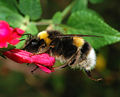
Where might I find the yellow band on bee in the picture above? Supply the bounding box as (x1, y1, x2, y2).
(37, 31, 52, 45)
(73, 37, 84, 47)
(37, 31, 48, 39)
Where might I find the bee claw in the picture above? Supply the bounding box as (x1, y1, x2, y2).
(85, 70, 103, 81)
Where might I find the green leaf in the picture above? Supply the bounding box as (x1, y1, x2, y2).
(52, 12, 62, 24)
(15, 36, 26, 49)
(19, 0, 42, 20)
(67, 10, 118, 35)
(0, 6, 24, 28)
(5, 13, 24, 28)
(0, 0, 18, 12)
(53, 10, 120, 49)
(72, 0, 88, 12)
(15, 40, 26, 49)
(89, 0, 104, 4)
(26, 22, 38, 35)
(0, 45, 15, 51)
(0, 6, 15, 20)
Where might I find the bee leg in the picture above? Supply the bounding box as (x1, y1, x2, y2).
(32, 45, 54, 55)
(22, 34, 33, 39)
(54, 63, 69, 70)
(54, 57, 74, 70)
(55, 50, 80, 70)
(39, 45, 55, 54)
(69, 50, 81, 66)
(39, 47, 50, 54)
(22, 34, 34, 42)
(31, 66, 39, 74)
(84, 70, 103, 81)
(31, 47, 50, 55)
(20, 34, 33, 42)
(20, 39, 26, 41)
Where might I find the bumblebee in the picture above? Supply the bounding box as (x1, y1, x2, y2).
(24, 30, 102, 81)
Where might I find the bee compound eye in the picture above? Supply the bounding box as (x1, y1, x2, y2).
(30, 39, 39, 46)
(31, 41, 37, 45)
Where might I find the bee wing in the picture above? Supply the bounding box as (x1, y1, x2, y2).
(51, 34, 101, 38)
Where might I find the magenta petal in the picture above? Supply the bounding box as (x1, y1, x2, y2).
(8, 38, 19, 45)
(0, 20, 9, 27)
(3, 48, 55, 74)
(10, 28, 24, 38)
(49, 57, 55, 64)
(0, 42, 8, 48)
(3, 49, 33, 63)
(8, 28, 24, 45)
(0, 20, 11, 47)
(0, 20, 25, 47)
(32, 53, 55, 66)
(36, 64, 52, 74)
(14, 28, 25, 34)
(3, 50, 24, 63)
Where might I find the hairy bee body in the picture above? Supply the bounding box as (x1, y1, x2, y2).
(24, 30, 96, 71)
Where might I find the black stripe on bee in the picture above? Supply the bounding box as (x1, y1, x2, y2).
(81, 42, 91, 55)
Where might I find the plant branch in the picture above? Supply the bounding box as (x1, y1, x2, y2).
(33, 19, 52, 26)
(61, 1, 75, 21)
(34, 1, 75, 26)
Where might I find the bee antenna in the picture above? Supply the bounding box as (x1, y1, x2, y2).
(22, 34, 34, 40)
(84, 70, 103, 81)
(22, 34, 32, 36)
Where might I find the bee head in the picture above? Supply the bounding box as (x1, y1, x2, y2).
(37, 31, 52, 46)
(24, 39, 45, 53)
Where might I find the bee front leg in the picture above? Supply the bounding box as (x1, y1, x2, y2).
(23, 34, 33, 39)
(30, 47, 50, 56)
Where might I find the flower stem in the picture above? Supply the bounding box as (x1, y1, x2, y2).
(33, 19, 52, 26)
(61, 1, 75, 21)
(34, 1, 75, 26)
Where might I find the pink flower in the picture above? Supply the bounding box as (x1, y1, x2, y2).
(3, 49, 33, 64)
(9, 28, 25, 45)
(3, 49, 55, 74)
(0, 20, 24, 48)
(0, 21, 11, 48)
(36, 64, 54, 74)
(31, 53, 55, 66)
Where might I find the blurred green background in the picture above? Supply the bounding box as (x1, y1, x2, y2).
(0, 0, 120, 97)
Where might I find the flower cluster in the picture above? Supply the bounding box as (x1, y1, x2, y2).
(0, 20, 24, 48)
(0, 20, 55, 74)
(3, 49, 55, 73)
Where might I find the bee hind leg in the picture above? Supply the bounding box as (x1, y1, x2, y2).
(84, 70, 103, 81)
(54, 63, 69, 70)
(54, 58, 74, 70)
(54, 50, 80, 70)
